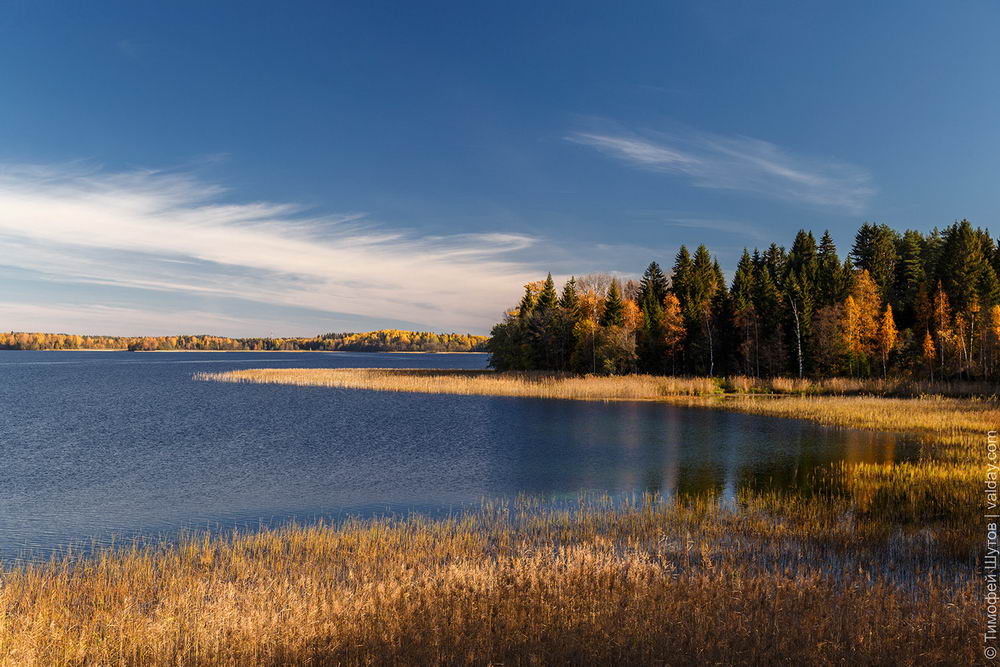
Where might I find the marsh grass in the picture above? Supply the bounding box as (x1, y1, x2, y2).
(199, 367, 999, 400)
(200, 367, 990, 557)
(198, 368, 721, 399)
(199, 368, 999, 444)
(6, 369, 979, 664)
(0, 496, 977, 665)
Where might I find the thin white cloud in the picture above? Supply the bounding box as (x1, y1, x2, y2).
(666, 217, 769, 242)
(567, 128, 875, 214)
(0, 165, 542, 333)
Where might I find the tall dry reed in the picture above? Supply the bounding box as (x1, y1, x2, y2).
(0, 496, 977, 665)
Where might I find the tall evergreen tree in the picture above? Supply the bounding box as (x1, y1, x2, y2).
(638, 261, 668, 312)
(670, 246, 694, 304)
(851, 222, 899, 300)
(938, 219, 987, 315)
(536, 273, 558, 312)
(730, 249, 759, 375)
(685, 246, 720, 374)
(600, 279, 626, 327)
(752, 264, 786, 376)
(892, 229, 926, 330)
(816, 230, 843, 307)
(559, 277, 579, 312)
(636, 262, 668, 374)
(516, 285, 536, 321)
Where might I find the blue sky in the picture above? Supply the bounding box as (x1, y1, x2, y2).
(1, 1, 998, 335)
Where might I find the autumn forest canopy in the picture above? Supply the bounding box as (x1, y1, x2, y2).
(489, 219, 1000, 380)
(0, 330, 489, 353)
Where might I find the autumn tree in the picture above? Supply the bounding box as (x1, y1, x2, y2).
(877, 304, 898, 377)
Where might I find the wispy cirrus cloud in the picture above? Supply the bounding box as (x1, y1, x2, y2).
(0, 164, 541, 334)
(567, 127, 875, 214)
(665, 217, 770, 242)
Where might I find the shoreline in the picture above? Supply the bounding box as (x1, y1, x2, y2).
(6, 348, 490, 354)
(196, 368, 996, 444)
(0, 367, 979, 662)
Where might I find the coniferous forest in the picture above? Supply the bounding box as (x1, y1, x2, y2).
(489, 219, 1000, 380)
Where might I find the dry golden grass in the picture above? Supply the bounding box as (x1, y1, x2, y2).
(198, 368, 720, 399)
(0, 497, 977, 665)
(724, 394, 997, 446)
(201, 367, 999, 400)
(199, 368, 999, 443)
(6, 369, 979, 664)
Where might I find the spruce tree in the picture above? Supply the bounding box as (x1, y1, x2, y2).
(638, 261, 669, 313)
(816, 230, 842, 307)
(786, 230, 819, 375)
(892, 229, 926, 330)
(537, 273, 558, 312)
(851, 222, 898, 301)
(730, 249, 759, 376)
(730, 250, 756, 312)
(939, 219, 986, 315)
(559, 277, 579, 312)
(600, 280, 626, 327)
(763, 243, 788, 281)
(636, 262, 668, 374)
(516, 285, 536, 321)
(670, 246, 693, 304)
(687, 246, 719, 374)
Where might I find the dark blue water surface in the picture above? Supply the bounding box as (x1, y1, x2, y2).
(0, 350, 912, 559)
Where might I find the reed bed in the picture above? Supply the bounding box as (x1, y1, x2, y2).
(0, 496, 977, 665)
(0, 370, 983, 663)
(198, 368, 720, 400)
(199, 367, 1000, 400)
(198, 367, 991, 555)
(199, 369, 999, 444)
(725, 394, 996, 446)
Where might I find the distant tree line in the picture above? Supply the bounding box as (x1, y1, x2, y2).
(489, 219, 1000, 379)
(0, 329, 488, 353)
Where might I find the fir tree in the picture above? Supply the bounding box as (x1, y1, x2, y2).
(638, 261, 669, 313)
(892, 229, 926, 330)
(730, 250, 759, 376)
(670, 246, 693, 304)
(516, 285, 536, 321)
(851, 222, 899, 300)
(816, 230, 842, 307)
(559, 277, 579, 312)
(536, 273, 558, 312)
(600, 280, 626, 327)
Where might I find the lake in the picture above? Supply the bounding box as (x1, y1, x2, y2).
(0, 350, 913, 559)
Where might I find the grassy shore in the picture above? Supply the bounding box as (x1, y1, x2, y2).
(198, 368, 998, 443)
(0, 496, 977, 665)
(197, 367, 998, 399)
(0, 370, 984, 664)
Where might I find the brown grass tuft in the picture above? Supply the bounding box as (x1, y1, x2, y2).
(0, 497, 977, 665)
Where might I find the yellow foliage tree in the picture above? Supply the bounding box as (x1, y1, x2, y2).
(876, 304, 898, 377)
(660, 293, 686, 374)
(922, 330, 936, 381)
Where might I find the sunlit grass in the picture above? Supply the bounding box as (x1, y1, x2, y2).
(6, 370, 980, 663)
(199, 368, 999, 444)
(0, 496, 977, 665)
(199, 368, 999, 399)
(198, 368, 720, 399)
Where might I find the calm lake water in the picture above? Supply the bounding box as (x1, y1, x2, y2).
(0, 350, 913, 559)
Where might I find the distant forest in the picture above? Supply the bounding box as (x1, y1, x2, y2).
(490, 219, 1000, 379)
(0, 329, 489, 353)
